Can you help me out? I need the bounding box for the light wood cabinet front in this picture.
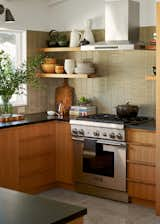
[56,122,74,186]
[127,144,155,165]
[0,128,19,190]
[18,122,56,193]
[126,128,156,205]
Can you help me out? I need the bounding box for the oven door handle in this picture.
[83,150,96,157]
[97,140,126,147]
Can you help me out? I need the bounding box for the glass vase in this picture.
[0,95,13,115]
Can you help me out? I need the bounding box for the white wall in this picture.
[0,0,50,31]
[0,0,156,31]
[48,0,156,31]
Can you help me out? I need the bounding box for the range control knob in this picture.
[78,129,84,136]
[93,130,100,137]
[103,132,107,137]
[72,128,78,135]
[116,133,123,140]
[109,133,115,139]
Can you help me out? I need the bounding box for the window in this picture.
[0,29,27,106]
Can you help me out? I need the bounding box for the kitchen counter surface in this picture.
[0,188,87,224]
[125,119,156,131]
[0,112,70,129]
[0,113,156,131]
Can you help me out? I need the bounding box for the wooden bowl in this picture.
[44,57,56,64]
[55,65,64,74]
[41,63,55,73]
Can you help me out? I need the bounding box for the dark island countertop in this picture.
[0,112,70,129]
[0,188,87,224]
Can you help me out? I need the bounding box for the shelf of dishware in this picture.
[37,73,96,79]
[39,47,81,52]
[145,75,156,81]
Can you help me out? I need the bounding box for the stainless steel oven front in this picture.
[73,137,127,192]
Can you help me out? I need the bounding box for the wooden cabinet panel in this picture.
[0,121,74,193]
[127,128,156,205]
[126,129,156,145]
[127,144,155,164]
[0,128,19,190]
[20,171,55,193]
[20,153,54,177]
[127,163,155,184]
[19,122,56,192]
[56,122,73,185]
[128,182,155,202]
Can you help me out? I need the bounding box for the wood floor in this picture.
[40,188,160,224]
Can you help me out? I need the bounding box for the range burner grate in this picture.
[76,114,152,125]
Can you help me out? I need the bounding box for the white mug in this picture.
[64,59,75,74]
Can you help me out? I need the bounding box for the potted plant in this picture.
[0,50,44,115]
[57,33,69,47]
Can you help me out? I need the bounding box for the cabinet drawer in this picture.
[128,182,155,201]
[127,163,155,184]
[19,137,54,158]
[126,129,155,145]
[20,171,55,191]
[127,144,155,164]
[20,154,54,177]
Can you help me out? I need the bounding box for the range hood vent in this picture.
[81,0,139,51]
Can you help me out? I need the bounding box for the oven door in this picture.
[73,138,126,192]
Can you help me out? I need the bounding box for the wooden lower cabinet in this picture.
[0,128,19,190]
[18,122,56,193]
[126,128,156,206]
[0,121,74,193]
[56,122,74,188]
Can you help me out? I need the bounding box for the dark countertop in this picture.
[0,112,70,129]
[0,187,87,224]
[0,112,156,131]
[125,119,156,131]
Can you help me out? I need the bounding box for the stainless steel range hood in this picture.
[81,0,139,51]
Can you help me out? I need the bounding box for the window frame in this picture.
[0,29,27,106]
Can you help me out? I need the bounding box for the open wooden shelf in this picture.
[39,47,80,52]
[145,75,156,81]
[37,73,96,79]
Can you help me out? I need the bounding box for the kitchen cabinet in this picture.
[18,122,56,193]
[0,121,74,193]
[56,122,74,188]
[126,128,156,207]
[0,128,19,191]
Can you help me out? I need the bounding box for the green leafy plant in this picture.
[0,50,44,114]
[78,96,91,105]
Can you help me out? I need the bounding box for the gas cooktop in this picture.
[75,114,151,125]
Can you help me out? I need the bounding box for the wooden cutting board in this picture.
[55,79,74,115]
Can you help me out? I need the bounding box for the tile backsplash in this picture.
[68,50,156,117]
[22,30,156,118]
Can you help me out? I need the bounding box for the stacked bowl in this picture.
[41,57,56,73]
[75,62,95,74]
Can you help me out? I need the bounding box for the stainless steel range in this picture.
[70,114,150,202]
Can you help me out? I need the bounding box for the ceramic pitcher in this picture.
[70,29,82,47]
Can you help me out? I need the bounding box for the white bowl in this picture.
[47,110,56,116]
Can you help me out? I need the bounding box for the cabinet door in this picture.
[19,122,56,193]
[56,122,73,185]
[0,128,19,190]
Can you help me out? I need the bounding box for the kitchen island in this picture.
[0,187,87,224]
